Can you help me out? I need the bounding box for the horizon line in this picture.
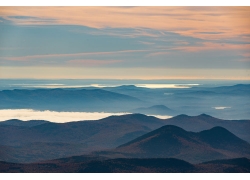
[0,78,250,81]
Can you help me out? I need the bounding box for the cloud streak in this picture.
[0,7,249,40]
[67,59,122,66]
[3,49,149,61]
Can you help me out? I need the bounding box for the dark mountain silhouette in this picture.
[163,114,250,142]
[199,157,250,173]
[0,114,165,163]
[0,114,164,146]
[0,88,144,111]
[199,126,250,154]
[0,157,249,173]
[1,113,250,163]
[0,119,49,127]
[130,105,176,115]
[100,125,250,163]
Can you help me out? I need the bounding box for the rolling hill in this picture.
[97,125,250,163]
[163,114,250,142]
[1,113,250,163]
[0,114,165,163]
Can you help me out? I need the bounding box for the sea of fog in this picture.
[0,109,172,123]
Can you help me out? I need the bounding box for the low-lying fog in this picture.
[0,109,172,123]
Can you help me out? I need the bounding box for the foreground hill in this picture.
[1,113,250,163]
[0,114,165,163]
[164,114,250,142]
[0,157,249,173]
[96,125,250,163]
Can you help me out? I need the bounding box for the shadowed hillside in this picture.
[96,125,250,163]
[1,113,250,163]
[1,157,249,173]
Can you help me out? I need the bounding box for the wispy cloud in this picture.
[3,49,149,61]
[146,51,170,57]
[67,59,122,66]
[139,41,155,45]
[0,7,249,40]
[84,28,163,38]
[242,53,250,57]
[3,15,58,25]
[173,42,250,52]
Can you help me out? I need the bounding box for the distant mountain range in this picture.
[0,84,249,119]
[129,105,176,115]
[0,84,249,172]
[1,113,250,163]
[105,84,250,120]
[0,88,145,111]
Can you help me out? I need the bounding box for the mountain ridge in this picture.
[1,113,250,163]
[98,125,250,163]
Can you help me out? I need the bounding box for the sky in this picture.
[0,6,250,80]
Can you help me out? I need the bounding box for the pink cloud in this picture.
[0,7,249,40]
[173,42,250,52]
[147,51,170,57]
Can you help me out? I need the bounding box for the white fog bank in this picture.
[0,109,172,123]
[213,107,231,110]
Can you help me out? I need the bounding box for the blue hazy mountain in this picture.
[104,84,250,120]
[0,88,145,111]
[0,83,249,119]
[129,105,177,115]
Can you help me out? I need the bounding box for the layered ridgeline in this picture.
[130,105,177,116]
[0,114,164,163]
[104,84,250,120]
[0,88,145,111]
[0,114,250,163]
[99,125,250,163]
[0,84,250,119]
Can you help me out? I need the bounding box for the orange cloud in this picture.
[0,7,249,40]
[173,42,250,52]
[242,53,250,57]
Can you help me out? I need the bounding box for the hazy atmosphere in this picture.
[0,7,249,79]
[1,5,250,173]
